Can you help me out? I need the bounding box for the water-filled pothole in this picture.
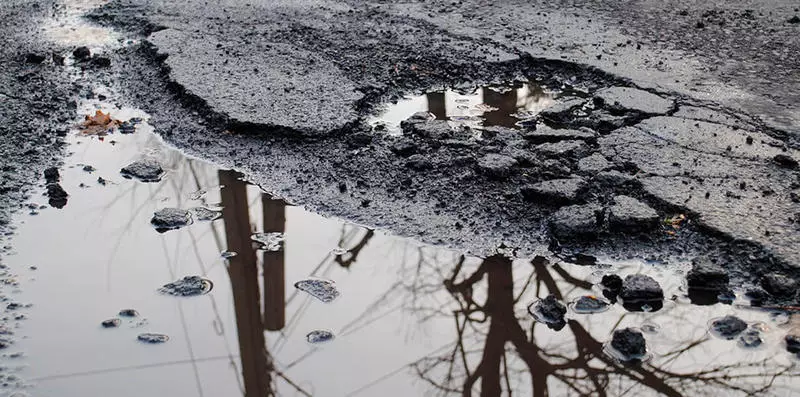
[369,81,567,134]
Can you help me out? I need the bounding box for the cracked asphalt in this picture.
[2,0,800,301]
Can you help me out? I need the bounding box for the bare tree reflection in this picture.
[409,254,797,396]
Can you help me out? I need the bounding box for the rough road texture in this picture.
[1,0,799,304]
[0,1,73,236]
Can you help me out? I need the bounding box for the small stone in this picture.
[294,278,340,303]
[773,154,798,169]
[137,333,169,344]
[572,295,610,314]
[190,207,222,222]
[119,309,139,317]
[151,208,193,233]
[785,334,800,353]
[405,154,433,170]
[710,315,748,339]
[737,329,763,348]
[101,319,121,328]
[46,183,68,209]
[549,204,601,238]
[306,330,335,344]
[477,154,517,180]
[539,98,586,124]
[686,257,729,290]
[610,328,646,360]
[522,125,596,143]
[535,140,587,157]
[90,56,111,67]
[43,167,59,183]
[521,177,585,204]
[594,170,635,186]
[251,232,284,252]
[527,294,567,331]
[72,46,91,60]
[760,273,798,297]
[120,159,164,182]
[602,274,623,292]
[390,140,418,157]
[404,119,452,140]
[82,165,96,173]
[619,274,663,311]
[158,276,213,296]
[25,53,45,64]
[577,153,613,174]
[788,15,800,24]
[608,195,659,232]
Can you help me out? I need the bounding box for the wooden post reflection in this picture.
[219,170,273,397]
[482,88,518,127]
[426,92,446,120]
[262,194,286,331]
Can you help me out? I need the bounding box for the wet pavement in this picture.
[0,103,796,396]
[1,0,800,395]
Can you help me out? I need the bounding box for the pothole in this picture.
[369,80,567,135]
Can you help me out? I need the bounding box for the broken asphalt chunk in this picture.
[294,278,340,303]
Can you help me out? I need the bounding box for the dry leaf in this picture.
[80,110,120,135]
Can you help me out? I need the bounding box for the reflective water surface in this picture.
[370,83,558,135]
[1,101,798,396]
[5,1,799,395]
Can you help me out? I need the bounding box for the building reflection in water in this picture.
[215,170,796,396]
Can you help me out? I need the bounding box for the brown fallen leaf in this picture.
[80,110,120,135]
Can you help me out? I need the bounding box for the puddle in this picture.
[2,2,798,396]
[369,82,559,134]
[0,104,796,396]
[42,0,119,50]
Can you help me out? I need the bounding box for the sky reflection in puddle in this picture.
[0,105,795,396]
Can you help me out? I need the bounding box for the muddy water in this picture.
[370,83,558,134]
[0,102,796,396]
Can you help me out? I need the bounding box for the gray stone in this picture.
[535,140,587,157]
[522,125,596,143]
[138,333,170,344]
[577,153,613,174]
[594,170,635,186]
[527,294,567,331]
[611,328,646,360]
[539,97,587,124]
[294,278,340,303]
[608,195,659,231]
[619,274,664,302]
[151,208,193,233]
[120,159,165,183]
[594,87,674,115]
[760,273,798,297]
[403,119,452,140]
[405,154,433,170]
[687,257,729,290]
[549,204,601,238]
[477,154,518,179]
[159,276,213,296]
[521,177,585,204]
[785,334,800,353]
[710,315,748,339]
